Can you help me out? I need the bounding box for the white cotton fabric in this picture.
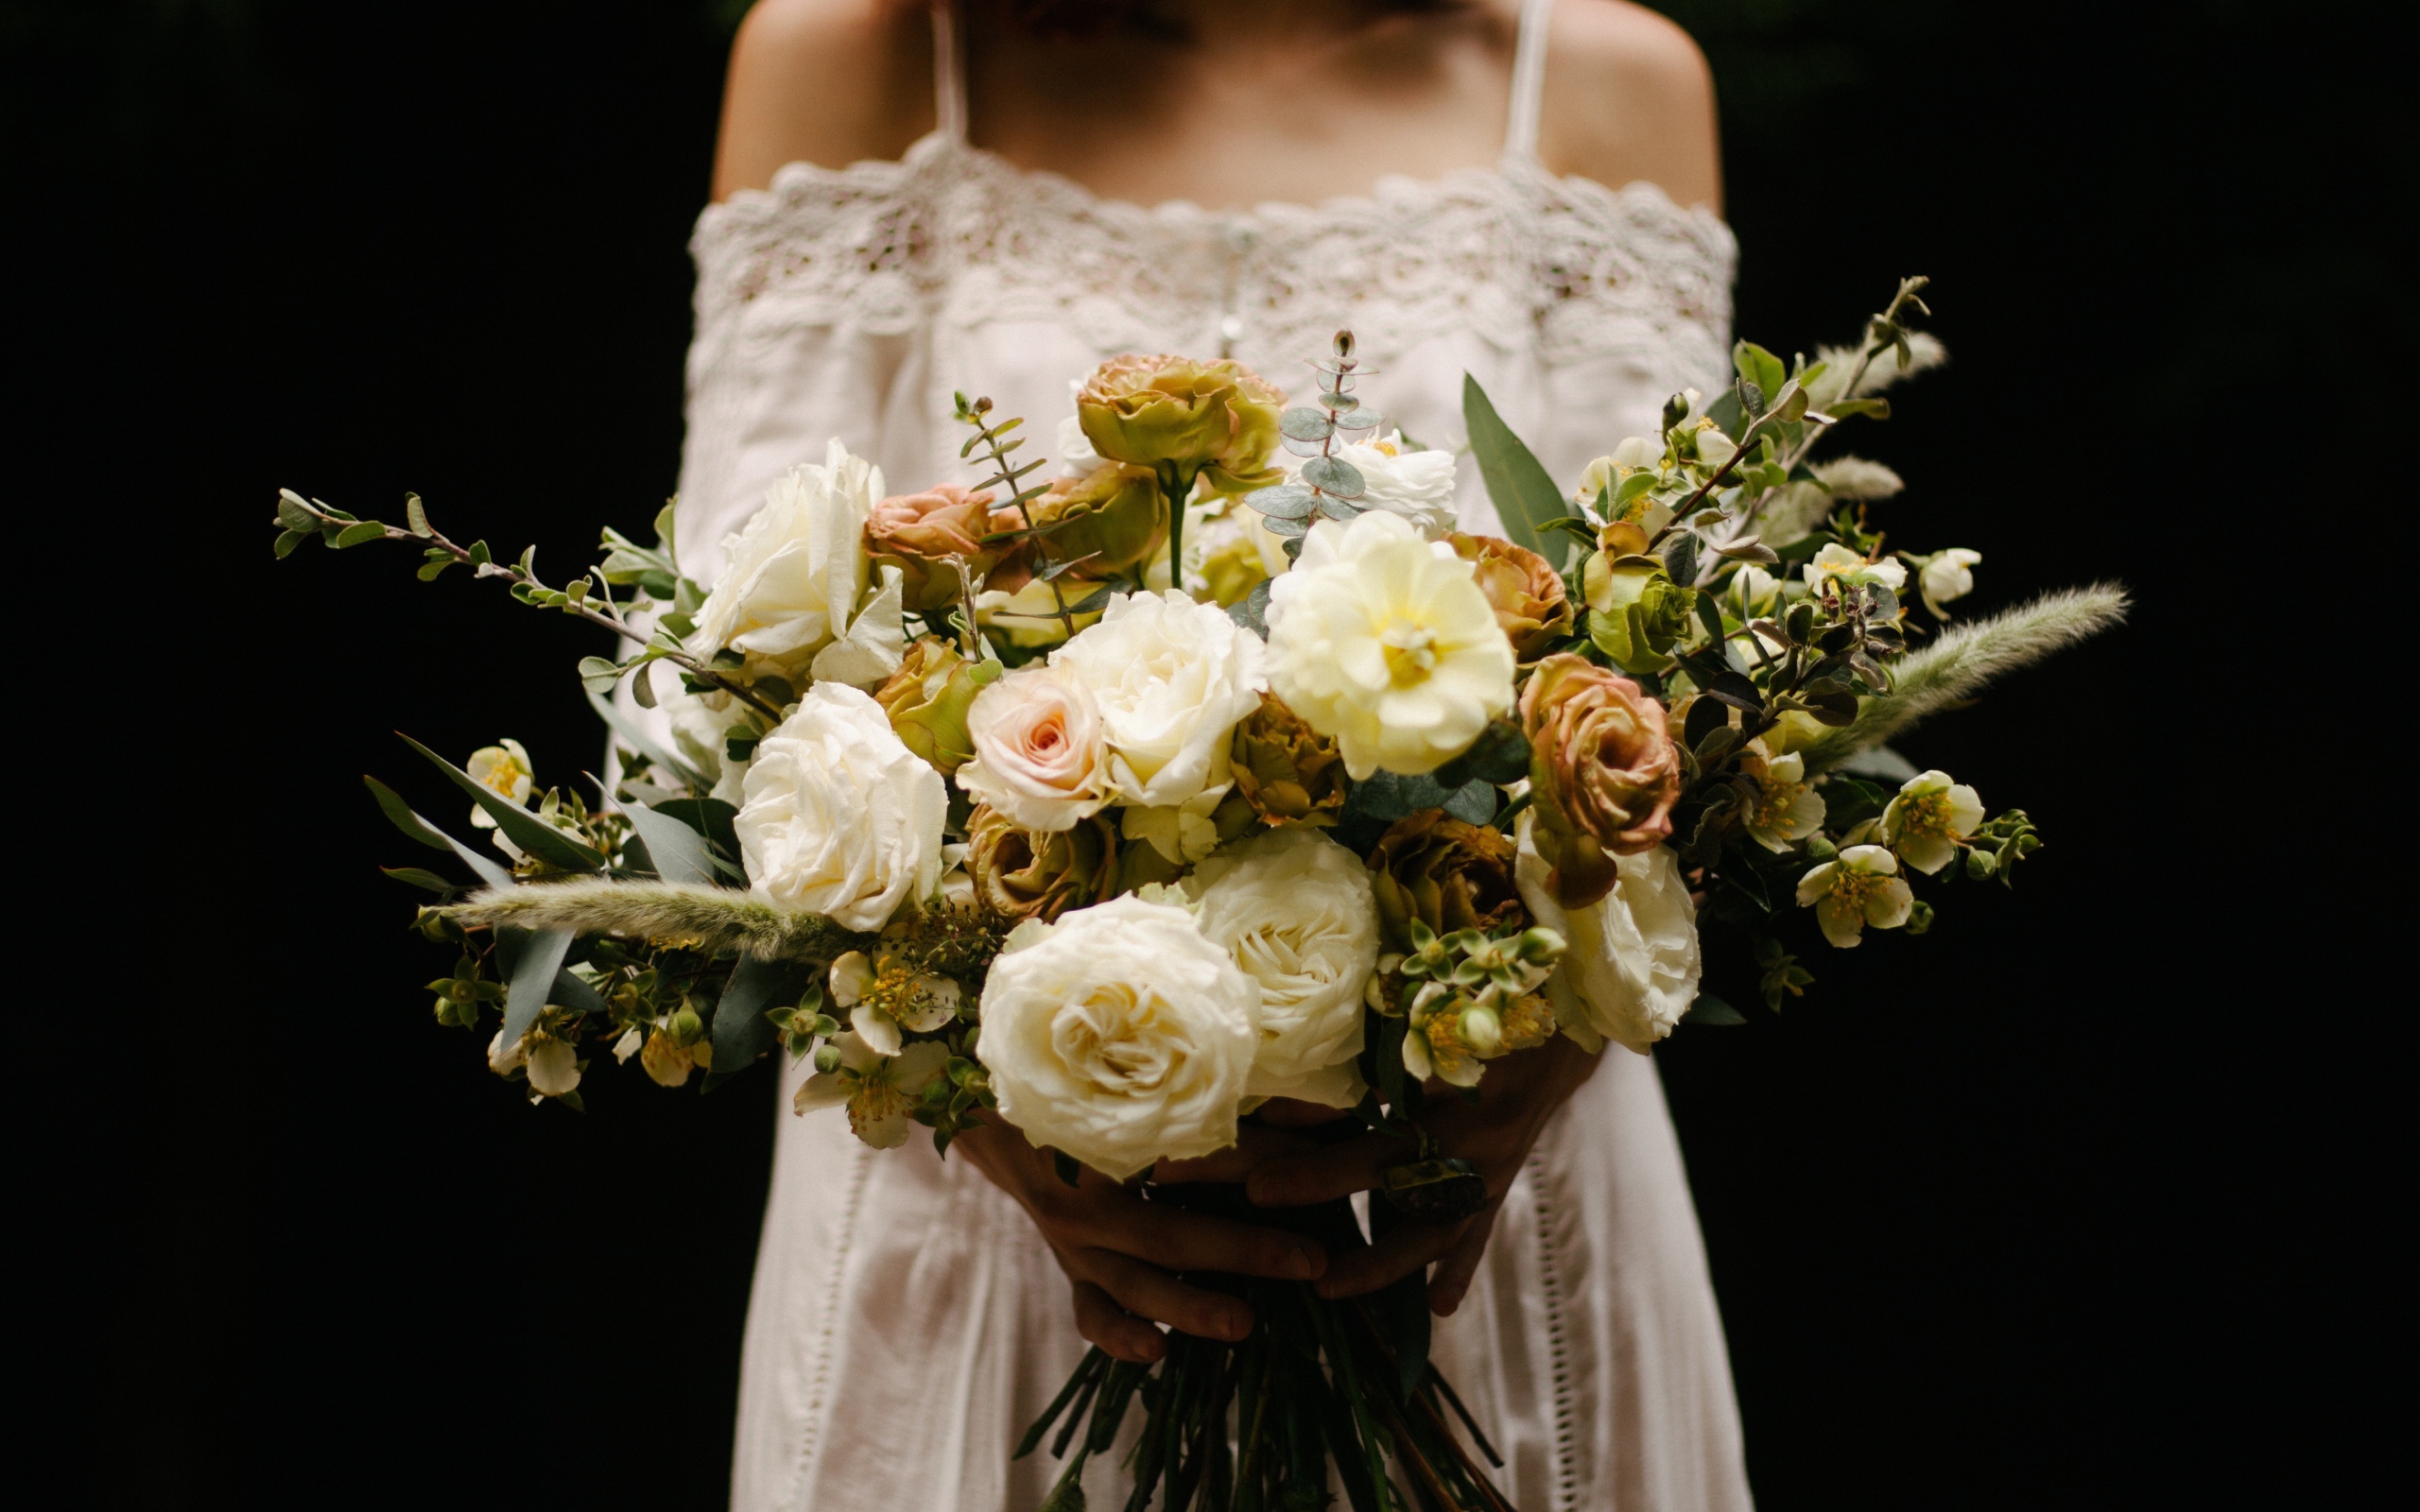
[687,2,1750,1504]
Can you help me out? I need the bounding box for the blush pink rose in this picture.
[955,665,1114,833]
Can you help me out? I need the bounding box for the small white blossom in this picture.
[1739,743,1825,852]
[1919,548,1982,618]
[793,1034,952,1149]
[465,740,534,830]
[1879,769,1983,875]
[1802,542,1909,596]
[827,950,960,1057]
[1794,844,1914,948]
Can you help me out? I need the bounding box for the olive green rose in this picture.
[1076,353,1286,496]
[1366,810,1528,954]
[1002,462,1167,582]
[1228,693,1347,828]
[967,803,1117,923]
[872,636,1001,777]
[1583,553,1698,674]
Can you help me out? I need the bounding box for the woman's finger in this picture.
[1245,1130,1418,1208]
[1152,1124,1321,1185]
[1070,1280,1166,1365]
[1425,1197,1503,1315]
[1081,1199,1327,1281]
[1314,1215,1469,1300]
[1080,1248,1256,1342]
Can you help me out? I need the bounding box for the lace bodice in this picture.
[675,0,1737,581]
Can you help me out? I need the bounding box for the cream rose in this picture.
[1514,813,1700,1055]
[1188,827,1377,1108]
[1049,590,1268,809]
[977,895,1262,1179]
[1265,510,1516,780]
[957,665,1114,832]
[690,439,903,687]
[735,682,946,930]
[1284,434,1459,540]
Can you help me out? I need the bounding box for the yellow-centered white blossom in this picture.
[1264,511,1515,780]
[1920,548,1982,618]
[793,1033,952,1149]
[1879,769,1983,875]
[1802,542,1909,596]
[1795,844,1914,948]
[465,740,533,830]
[1739,742,1826,852]
[828,949,960,1057]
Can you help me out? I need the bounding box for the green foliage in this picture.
[1462,372,1575,562]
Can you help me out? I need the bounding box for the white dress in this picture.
[677,3,1752,1507]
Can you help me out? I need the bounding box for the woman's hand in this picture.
[1243,1034,1605,1314]
[951,1117,1330,1366]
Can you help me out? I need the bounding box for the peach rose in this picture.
[1520,653,1682,908]
[955,664,1113,832]
[867,483,1012,610]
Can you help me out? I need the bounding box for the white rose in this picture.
[1265,510,1515,780]
[1515,813,1700,1055]
[1188,827,1377,1108]
[691,439,903,687]
[957,664,1114,833]
[977,894,1262,1179]
[1049,591,1267,810]
[1285,434,1459,540]
[735,682,946,931]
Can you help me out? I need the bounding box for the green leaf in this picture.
[1683,992,1746,1026]
[495,928,575,1049]
[467,541,492,566]
[272,529,308,559]
[623,800,717,885]
[1225,577,1273,639]
[707,955,812,1088]
[651,798,745,881]
[380,867,456,894]
[577,656,623,694]
[1462,373,1576,562]
[275,490,320,533]
[398,734,607,872]
[1825,398,1892,421]
[405,492,432,538]
[363,775,456,854]
[330,521,387,548]
[1302,455,1365,499]
[1431,720,1530,788]
[584,686,707,791]
[1733,341,1787,404]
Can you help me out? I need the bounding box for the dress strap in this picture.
[1502,0,1556,163]
[930,0,969,144]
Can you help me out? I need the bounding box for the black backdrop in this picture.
[14,2,2404,1507]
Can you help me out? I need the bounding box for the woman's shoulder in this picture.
[712,0,936,202]
[1533,0,1721,212]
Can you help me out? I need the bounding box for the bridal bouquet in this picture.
[277,278,2121,1511]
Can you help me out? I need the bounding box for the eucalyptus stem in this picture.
[961,397,1079,637]
[280,493,786,723]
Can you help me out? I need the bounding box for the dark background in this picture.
[13,1,2404,1507]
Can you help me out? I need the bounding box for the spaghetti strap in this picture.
[930,0,968,144]
[1503,0,1556,163]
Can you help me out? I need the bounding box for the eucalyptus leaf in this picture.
[577,656,623,694]
[1226,577,1273,639]
[380,866,455,894]
[1302,455,1365,499]
[651,798,746,880]
[709,955,813,1088]
[624,801,717,885]
[1280,407,1335,443]
[496,928,575,1049]
[399,734,607,872]
[1462,373,1576,561]
[330,521,387,548]
[364,775,457,854]
[1250,484,1318,520]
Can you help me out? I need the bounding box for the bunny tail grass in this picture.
[1800,583,2131,774]
[446,879,869,961]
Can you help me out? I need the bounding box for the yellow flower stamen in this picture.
[1827,869,1887,914]
[1381,620,1438,685]
[1895,791,1958,839]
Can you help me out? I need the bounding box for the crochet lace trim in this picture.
[691,133,1736,374]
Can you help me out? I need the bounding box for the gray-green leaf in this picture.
[1461,374,1575,562]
